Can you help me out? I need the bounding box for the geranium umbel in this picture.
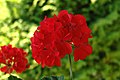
[31,10,92,68]
[0,45,29,74]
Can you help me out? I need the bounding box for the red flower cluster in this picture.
[31,10,92,67]
[0,45,29,74]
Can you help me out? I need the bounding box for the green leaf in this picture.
[58,75,64,80]
[41,75,64,80]
[8,75,22,80]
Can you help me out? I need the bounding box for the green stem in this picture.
[68,54,73,80]
[37,67,44,80]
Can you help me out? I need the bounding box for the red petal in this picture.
[0,66,13,74]
[74,44,92,61]
[58,10,72,25]
[58,10,68,18]
[55,41,72,58]
[0,54,6,64]
[0,66,7,72]
[54,56,61,66]
[45,54,55,67]
[13,58,27,73]
[34,30,44,40]
[63,33,72,41]
[72,14,86,25]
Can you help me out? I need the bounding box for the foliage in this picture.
[0,0,120,80]
[41,75,64,80]
[8,75,22,80]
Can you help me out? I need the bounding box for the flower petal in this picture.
[74,44,92,61]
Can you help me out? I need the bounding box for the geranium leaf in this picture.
[8,75,22,80]
[41,75,64,80]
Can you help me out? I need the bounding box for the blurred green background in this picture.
[0,0,120,80]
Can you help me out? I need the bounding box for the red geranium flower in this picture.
[31,17,61,68]
[0,45,29,74]
[31,10,92,67]
[57,10,92,61]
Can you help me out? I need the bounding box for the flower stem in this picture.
[37,66,44,80]
[68,54,73,80]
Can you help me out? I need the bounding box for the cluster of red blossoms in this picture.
[31,10,92,68]
[0,45,29,74]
